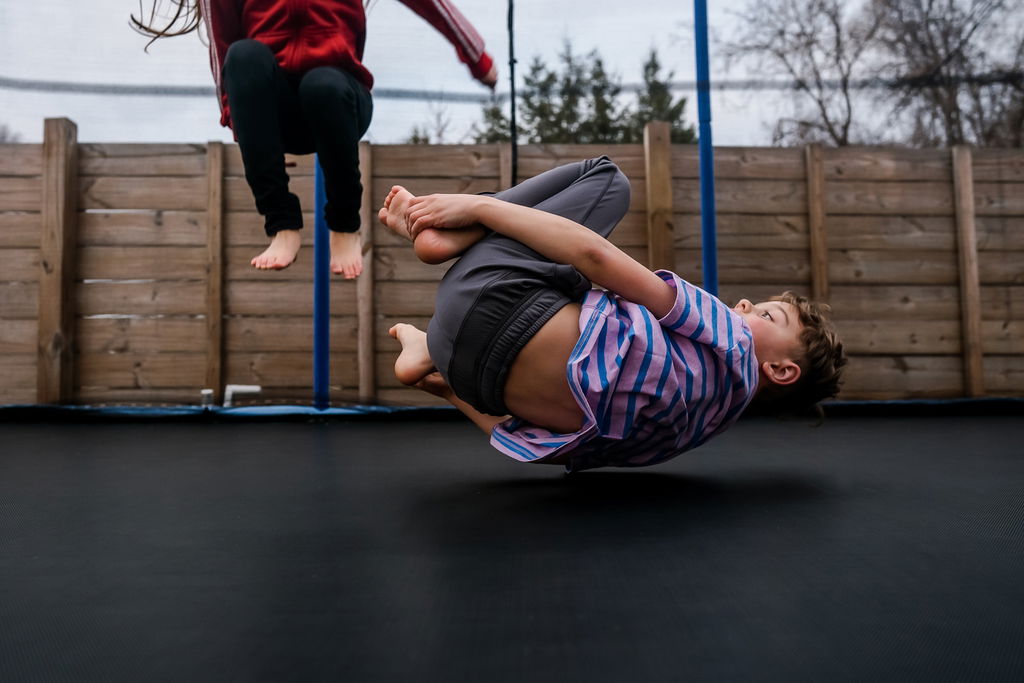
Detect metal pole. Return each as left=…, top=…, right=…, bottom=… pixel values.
left=313, top=156, right=330, bottom=409
left=507, top=0, right=518, bottom=184
left=694, top=0, right=719, bottom=296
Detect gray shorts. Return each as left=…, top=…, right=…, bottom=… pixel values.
left=426, top=157, right=631, bottom=415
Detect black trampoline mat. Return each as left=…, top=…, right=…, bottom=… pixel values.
left=1, top=415, right=1022, bottom=682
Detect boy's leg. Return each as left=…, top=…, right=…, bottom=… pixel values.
left=299, top=66, right=373, bottom=279
left=425, top=157, right=631, bottom=415
left=491, top=156, right=630, bottom=239
left=222, top=39, right=305, bottom=269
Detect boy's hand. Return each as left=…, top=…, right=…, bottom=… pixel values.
left=407, top=194, right=483, bottom=236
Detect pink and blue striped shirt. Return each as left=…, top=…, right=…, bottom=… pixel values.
left=491, top=271, right=759, bottom=471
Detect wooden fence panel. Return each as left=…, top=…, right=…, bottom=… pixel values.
left=0, top=137, right=1021, bottom=405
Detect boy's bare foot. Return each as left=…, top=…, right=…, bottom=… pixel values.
left=330, top=230, right=363, bottom=279
left=251, top=229, right=301, bottom=270
left=389, top=323, right=436, bottom=386
left=377, top=185, right=415, bottom=239
left=377, top=185, right=485, bottom=265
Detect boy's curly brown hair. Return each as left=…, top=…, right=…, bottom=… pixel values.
left=761, top=291, right=847, bottom=413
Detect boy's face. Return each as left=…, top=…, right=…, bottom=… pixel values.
left=733, top=299, right=803, bottom=387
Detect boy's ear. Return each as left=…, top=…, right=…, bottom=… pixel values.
left=762, top=360, right=801, bottom=386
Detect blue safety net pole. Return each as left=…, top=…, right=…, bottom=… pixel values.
left=313, top=157, right=330, bottom=409
left=507, top=0, right=518, bottom=184
left=694, top=0, right=719, bottom=296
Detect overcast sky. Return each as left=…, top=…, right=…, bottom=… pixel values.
left=0, top=0, right=772, bottom=144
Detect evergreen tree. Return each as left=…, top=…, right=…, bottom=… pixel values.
left=626, top=49, right=696, bottom=143
left=474, top=43, right=694, bottom=146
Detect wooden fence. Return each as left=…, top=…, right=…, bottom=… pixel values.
left=0, top=118, right=1021, bottom=407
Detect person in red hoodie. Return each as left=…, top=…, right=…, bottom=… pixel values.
left=133, top=0, right=496, bottom=278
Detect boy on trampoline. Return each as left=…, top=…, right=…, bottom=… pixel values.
left=379, top=157, right=846, bottom=471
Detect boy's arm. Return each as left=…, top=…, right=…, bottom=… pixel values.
left=407, top=194, right=677, bottom=318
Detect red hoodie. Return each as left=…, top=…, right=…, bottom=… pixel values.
left=199, top=0, right=494, bottom=127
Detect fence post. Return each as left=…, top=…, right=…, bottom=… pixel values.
left=643, top=121, right=674, bottom=272
left=804, top=143, right=830, bottom=302
left=951, top=145, right=984, bottom=397
left=499, top=142, right=514, bottom=190
left=357, top=141, right=376, bottom=403
left=205, top=141, right=225, bottom=403
left=36, top=117, right=79, bottom=404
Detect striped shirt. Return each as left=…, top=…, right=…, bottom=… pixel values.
left=490, top=271, right=758, bottom=471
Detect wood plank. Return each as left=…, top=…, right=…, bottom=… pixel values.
left=79, top=176, right=207, bottom=211
left=0, top=176, right=42, bottom=211
left=76, top=317, right=207, bottom=353
left=371, top=145, right=502, bottom=178
left=805, top=143, right=829, bottom=301
left=981, top=321, right=1024, bottom=355
left=672, top=146, right=805, bottom=180
left=37, top=118, right=79, bottom=404
left=77, top=281, right=206, bottom=316
left=516, top=145, right=647, bottom=178
left=828, top=249, right=958, bottom=285
left=0, top=213, right=41, bottom=248
left=985, top=356, right=1024, bottom=395
left=225, top=281, right=358, bottom=316
left=839, top=355, right=966, bottom=399
left=644, top=121, right=674, bottom=271
left=78, top=210, right=206, bottom=246
left=206, top=141, right=225, bottom=401
left=824, top=215, right=955, bottom=250
left=840, top=320, right=961, bottom=355
left=977, top=250, right=1024, bottom=285
left=952, top=145, right=984, bottom=396
left=0, top=354, right=36, bottom=403
left=674, top=214, right=809, bottom=249
left=974, top=181, right=1024, bottom=215
left=77, top=352, right=207, bottom=388
left=0, top=144, right=43, bottom=177
left=674, top=178, right=806, bottom=214
left=0, top=281, right=39, bottom=318
left=78, top=246, right=207, bottom=280
left=0, top=319, right=36, bottom=353
left=224, top=352, right=358, bottom=388
left=357, top=141, right=376, bottom=402
left=225, top=316, right=358, bottom=352
left=79, top=143, right=207, bottom=176
left=0, top=248, right=41, bottom=281
left=972, top=149, right=1024, bottom=182
left=824, top=147, right=951, bottom=181
left=825, top=180, right=954, bottom=215
left=377, top=281, right=439, bottom=316
left=375, top=387, right=449, bottom=408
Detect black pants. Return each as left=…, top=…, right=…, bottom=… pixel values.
left=222, top=39, right=373, bottom=236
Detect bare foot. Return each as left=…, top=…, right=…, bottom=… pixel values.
left=251, top=229, right=301, bottom=270
left=389, top=323, right=436, bottom=386
left=330, top=231, right=363, bottom=279
left=377, top=185, right=415, bottom=240
left=377, top=185, right=485, bottom=265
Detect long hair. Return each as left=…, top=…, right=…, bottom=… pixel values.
left=130, top=1, right=203, bottom=49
